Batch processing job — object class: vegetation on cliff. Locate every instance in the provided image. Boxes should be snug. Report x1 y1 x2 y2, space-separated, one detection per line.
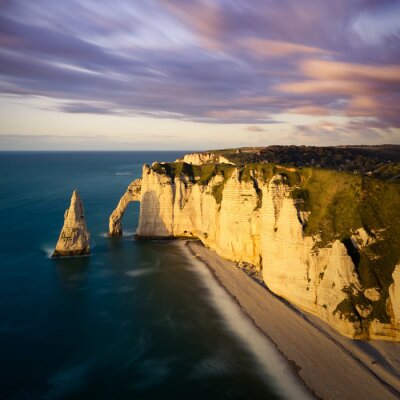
293 168 400 325
210 145 400 182
151 161 236 204
150 160 400 327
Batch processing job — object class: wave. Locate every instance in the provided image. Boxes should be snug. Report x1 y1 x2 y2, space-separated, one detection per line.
98 230 137 238
46 363 90 398
125 267 157 278
182 243 312 400
122 230 137 236
42 244 55 258
190 356 230 379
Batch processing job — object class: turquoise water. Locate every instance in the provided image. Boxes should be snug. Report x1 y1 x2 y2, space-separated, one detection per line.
0 152 290 399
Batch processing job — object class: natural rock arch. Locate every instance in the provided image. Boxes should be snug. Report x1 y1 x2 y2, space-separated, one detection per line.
109 178 142 236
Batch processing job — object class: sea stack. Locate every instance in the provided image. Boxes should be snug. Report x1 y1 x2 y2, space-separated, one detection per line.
52 190 90 257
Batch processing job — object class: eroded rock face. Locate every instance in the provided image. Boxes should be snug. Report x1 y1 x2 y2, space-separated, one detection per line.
52 190 90 257
176 152 234 165
260 178 365 337
118 164 400 341
109 179 141 236
136 164 261 266
364 288 381 302
351 228 376 248
389 265 400 325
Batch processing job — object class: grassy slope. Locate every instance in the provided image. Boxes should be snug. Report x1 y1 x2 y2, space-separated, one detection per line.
210 145 400 182
295 168 400 324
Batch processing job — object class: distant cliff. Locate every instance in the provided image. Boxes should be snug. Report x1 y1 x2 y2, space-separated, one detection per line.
183 145 400 182
110 161 400 341
176 152 235 165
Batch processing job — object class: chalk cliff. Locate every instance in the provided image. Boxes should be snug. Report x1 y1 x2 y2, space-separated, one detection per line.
176 152 234 165
389 265 400 326
111 162 400 341
53 190 90 257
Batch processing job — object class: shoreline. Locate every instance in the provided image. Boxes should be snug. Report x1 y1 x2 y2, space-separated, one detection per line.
184 240 400 400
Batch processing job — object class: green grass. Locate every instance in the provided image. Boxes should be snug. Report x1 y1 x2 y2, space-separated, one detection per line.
296 168 363 243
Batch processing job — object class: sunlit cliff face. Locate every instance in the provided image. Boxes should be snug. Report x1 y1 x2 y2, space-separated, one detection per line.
0 0 399 149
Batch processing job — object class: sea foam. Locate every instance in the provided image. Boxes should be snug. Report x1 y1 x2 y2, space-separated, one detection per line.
182 243 312 400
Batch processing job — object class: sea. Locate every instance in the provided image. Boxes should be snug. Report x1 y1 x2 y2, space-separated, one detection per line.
0 152 310 400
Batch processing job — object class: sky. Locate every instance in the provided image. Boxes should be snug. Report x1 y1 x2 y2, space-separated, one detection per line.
0 0 399 150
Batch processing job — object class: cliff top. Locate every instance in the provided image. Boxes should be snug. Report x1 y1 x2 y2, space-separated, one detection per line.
205 145 400 182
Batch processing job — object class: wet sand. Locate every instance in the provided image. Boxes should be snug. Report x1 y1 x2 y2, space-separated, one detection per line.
185 240 400 400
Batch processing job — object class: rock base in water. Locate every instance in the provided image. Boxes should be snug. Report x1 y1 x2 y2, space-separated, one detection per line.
52 248 90 257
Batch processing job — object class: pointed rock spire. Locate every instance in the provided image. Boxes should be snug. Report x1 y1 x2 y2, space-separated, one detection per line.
52 190 90 257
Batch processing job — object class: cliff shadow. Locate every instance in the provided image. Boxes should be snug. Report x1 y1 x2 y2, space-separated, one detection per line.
135 190 171 239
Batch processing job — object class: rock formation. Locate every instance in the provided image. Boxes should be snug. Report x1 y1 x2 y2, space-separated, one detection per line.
109 178 141 236
111 162 400 341
176 152 234 165
52 190 90 257
389 265 400 325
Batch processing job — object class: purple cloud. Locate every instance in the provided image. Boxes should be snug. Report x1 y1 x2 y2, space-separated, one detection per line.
0 0 399 131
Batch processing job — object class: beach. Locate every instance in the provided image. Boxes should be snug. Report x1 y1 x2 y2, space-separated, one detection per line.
185 240 400 400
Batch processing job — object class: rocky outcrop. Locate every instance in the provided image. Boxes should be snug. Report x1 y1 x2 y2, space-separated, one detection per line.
52 190 90 257
113 162 400 341
136 164 261 266
109 179 141 236
176 152 234 165
389 265 400 326
260 178 362 337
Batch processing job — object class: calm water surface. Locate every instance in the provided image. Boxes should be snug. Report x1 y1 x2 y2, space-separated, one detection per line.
0 152 294 399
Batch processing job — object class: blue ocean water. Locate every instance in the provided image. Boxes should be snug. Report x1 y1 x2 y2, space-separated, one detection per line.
0 152 289 399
